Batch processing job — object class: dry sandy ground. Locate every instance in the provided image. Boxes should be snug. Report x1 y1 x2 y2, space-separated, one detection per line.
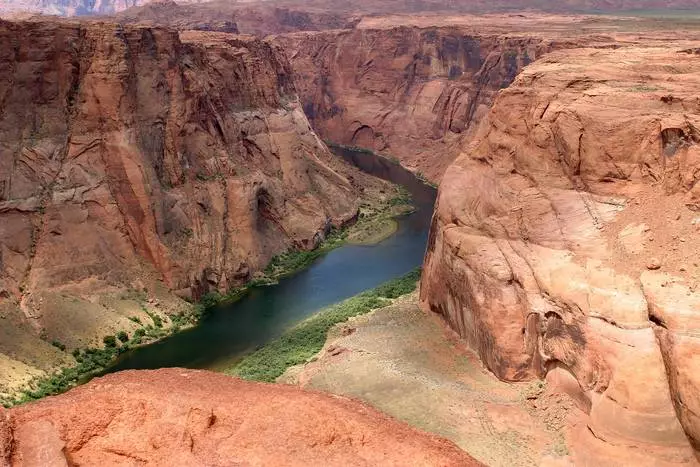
281 292 579 467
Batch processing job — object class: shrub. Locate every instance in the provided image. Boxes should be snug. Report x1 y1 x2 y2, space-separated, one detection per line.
116 331 129 343
102 335 117 348
146 311 163 328
51 340 66 352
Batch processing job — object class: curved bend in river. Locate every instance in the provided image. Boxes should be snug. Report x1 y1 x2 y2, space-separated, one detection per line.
108 148 436 372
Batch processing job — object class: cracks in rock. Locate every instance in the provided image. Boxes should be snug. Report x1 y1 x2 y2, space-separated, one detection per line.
641 283 699 449
576 190 603 232
575 131 583 177
585 425 636 449
648 314 668 330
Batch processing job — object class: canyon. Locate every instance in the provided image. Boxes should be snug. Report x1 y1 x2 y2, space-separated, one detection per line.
1 2 700 466
0 18 400 396
272 28 548 181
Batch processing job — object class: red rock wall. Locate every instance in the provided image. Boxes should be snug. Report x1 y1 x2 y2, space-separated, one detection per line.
0 20 358 306
273 27 557 181
421 45 700 464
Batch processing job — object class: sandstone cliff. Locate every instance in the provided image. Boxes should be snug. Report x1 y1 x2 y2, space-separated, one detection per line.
0 19 365 390
1 369 480 465
273 27 563 181
421 45 700 464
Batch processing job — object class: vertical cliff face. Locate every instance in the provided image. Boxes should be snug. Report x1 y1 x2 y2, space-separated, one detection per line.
421 45 700 464
272 27 560 180
0 19 362 384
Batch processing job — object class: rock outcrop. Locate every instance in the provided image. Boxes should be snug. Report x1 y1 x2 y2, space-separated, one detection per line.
3 369 479 466
0 19 366 383
273 27 561 180
421 45 700 464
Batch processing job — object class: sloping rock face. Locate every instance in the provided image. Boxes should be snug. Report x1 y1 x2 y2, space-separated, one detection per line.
3 369 479 466
0 20 360 370
421 45 700 464
273 27 560 180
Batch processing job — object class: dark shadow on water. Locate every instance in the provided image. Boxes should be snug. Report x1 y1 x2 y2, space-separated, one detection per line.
106 148 436 372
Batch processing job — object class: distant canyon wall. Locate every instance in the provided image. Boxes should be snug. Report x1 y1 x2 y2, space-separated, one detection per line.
274 27 567 180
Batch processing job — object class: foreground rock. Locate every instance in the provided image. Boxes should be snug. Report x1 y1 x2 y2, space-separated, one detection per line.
421 45 700 463
282 293 577 466
2 369 478 466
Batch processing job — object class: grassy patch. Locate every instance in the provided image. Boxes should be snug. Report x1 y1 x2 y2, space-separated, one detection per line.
5 345 118 407
250 186 412 285
258 229 348 284
229 268 421 383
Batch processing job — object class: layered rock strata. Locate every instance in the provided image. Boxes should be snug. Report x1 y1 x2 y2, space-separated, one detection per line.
421 45 700 464
274 27 562 180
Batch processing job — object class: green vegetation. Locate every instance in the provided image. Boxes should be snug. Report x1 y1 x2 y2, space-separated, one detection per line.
3 147 419 407
415 170 437 188
51 340 66 352
258 229 348 284
2 315 191 408
8 347 116 405
229 269 421 383
102 335 117 348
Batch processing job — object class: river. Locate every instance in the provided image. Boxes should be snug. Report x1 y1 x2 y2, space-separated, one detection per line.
106 148 436 373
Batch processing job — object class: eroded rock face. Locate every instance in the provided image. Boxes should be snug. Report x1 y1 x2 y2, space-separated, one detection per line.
273 27 558 180
421 46 700 464
0 20 360 367
4 369 479 466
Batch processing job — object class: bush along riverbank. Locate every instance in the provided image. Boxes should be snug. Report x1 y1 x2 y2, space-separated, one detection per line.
1 306 178 407
1 186 414 408
229 268 421 383
240 185 413 287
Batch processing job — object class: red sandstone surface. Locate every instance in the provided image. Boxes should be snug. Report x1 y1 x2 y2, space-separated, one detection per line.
0 369 479 466
421 44 700 464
